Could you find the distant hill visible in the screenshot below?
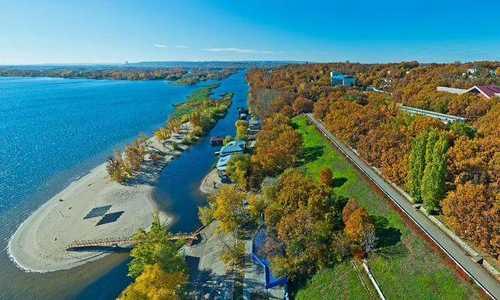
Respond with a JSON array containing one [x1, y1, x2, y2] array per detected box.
[[0, 61, 304, 72], [128, 60, 304, 69]]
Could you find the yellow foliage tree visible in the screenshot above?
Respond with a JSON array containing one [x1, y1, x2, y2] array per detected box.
[[119, 264, 187, 300], [212, 185, 248, 234]]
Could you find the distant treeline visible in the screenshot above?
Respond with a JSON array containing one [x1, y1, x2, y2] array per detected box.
[[0, 66, 238, 84]]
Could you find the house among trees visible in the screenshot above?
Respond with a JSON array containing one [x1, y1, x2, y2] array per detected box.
[[216, 154, 232, 178], [248, 117, 261, 133], [330, 71, 356, 87], [437, 85, 500, 99], [217, 140, 246, 157]]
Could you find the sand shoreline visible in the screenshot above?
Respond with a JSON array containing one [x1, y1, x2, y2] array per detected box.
[[8, 127, 192, 273]]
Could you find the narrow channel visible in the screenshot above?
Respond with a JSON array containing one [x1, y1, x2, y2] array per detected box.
[[75, 70, 249, 299]]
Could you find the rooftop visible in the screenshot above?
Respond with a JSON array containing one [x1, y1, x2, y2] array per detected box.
[[216, 155, 232, 170], [219, 140, 246, 156], [470, 85, 500, 99]]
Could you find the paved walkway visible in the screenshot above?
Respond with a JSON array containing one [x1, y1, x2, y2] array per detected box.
[[242, 240, 286, 299], [306, 113, 500, 300], [181, 222, 235, 299]]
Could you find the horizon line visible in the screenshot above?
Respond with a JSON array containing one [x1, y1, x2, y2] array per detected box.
[[1, 59, 498, 67]]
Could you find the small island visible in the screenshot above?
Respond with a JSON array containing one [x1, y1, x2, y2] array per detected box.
[[8, 84, 233, 273], [0, 64, 237, 85]]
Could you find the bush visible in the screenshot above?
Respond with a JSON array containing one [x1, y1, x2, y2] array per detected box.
[[221, 241, 245, 271], [319, 167, 334, 187], [125, 139, 147, 172], [106, 151, 128, 183], [198, 206, 215, 226], [191, 125, 204, 137], [155, 128, 171, 141]]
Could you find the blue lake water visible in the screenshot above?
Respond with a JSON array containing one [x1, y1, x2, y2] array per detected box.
[[0, 72, 248, 299]]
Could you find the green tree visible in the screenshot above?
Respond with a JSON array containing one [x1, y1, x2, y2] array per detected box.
[[128, 214, 186, 279], [421, 135, 449, 213], [424, 129, 439, 166], [226, 154, 251, 190], [235, 120, 249, 140], [407, 132, 427, 203]]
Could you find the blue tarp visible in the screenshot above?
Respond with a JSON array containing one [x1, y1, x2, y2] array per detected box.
[[252, 228, 288, 289]]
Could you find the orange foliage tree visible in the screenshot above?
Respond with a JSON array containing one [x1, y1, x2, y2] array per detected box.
[[442, 183, 498, 256]]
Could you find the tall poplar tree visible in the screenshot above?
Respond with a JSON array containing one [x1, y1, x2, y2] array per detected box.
[[407, 132, 427, 203], [422, 134, 449, 213]]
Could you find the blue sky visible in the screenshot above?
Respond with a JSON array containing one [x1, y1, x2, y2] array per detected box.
[[1, 0, 499, 64]]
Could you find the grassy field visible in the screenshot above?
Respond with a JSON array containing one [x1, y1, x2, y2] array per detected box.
[[296, 260, 377, 300], [292, 116, 480, 299]]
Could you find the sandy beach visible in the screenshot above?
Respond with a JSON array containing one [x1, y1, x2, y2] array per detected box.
[[8, 127, 192, 273], [199, 169, 224, 195]]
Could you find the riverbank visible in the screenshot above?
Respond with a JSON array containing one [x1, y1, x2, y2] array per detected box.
[[7, 131, 191, 272], [8, 82, 234, 273], [199, 169, 226, 195]]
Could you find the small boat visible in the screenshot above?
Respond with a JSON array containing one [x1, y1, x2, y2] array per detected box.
[[210, 136, 224, 146]]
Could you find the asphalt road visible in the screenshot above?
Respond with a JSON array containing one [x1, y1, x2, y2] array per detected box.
[[306, 113, 500, 300]]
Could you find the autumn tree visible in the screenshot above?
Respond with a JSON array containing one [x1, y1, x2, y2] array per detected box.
[[252, 114, 303, 176], [155, 127, 172, 141], [344, 207, 376, 254], [106, 151, 130, 183], [442, 183, 498, 256], [221, 240, 246, 271], [342, 198, 360, 224], [264, 169, 346, 278], [198, 205, 215, 226], [292, 96, 314, 115], [120, 264, 187, 300], [211, 185, 251, 234], [125, 137, 147, 172], [319, 167, 334, 187], [247, 193, 267, 222]]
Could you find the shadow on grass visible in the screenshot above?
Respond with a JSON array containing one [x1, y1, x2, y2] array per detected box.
[[372, 215, 402, 249], [302, 146, 324, 163], [332, 177, 348, 188]]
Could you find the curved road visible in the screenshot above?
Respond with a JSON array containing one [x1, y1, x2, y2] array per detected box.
[[306, 113, 499, 300]]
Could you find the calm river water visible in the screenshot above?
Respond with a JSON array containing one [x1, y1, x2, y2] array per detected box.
[[0, 71, 248, 299]]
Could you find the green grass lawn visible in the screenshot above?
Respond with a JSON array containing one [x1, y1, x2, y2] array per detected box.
[[296, 261, 377, 300], [292, 116, 480, 299]]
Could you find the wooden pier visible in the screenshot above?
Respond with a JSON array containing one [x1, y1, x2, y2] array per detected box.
[[66, 227, 205, 251]]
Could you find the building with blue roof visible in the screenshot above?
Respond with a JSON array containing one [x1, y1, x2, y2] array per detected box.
[[216, 154, 232, 177], [330, 71, 356, 87], [218, 140, 246, 157]]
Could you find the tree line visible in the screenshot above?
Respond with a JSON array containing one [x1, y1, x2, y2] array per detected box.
[[247, 62, 499, 258], [0, 66, 237, 85]]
